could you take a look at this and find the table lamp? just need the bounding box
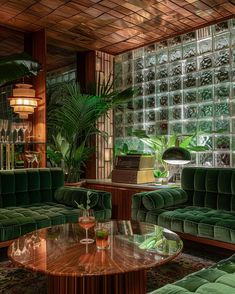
[162,147,191,183]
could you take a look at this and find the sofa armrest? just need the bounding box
[133,188,188,211]
[54,187,112,211]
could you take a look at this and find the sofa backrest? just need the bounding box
[0,168,64,207]
[181,167,235,211]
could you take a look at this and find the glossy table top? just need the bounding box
[8,221,183,277]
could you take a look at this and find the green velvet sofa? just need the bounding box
[0,168,112,246]
[149,253,235,294]
[132,167,235,248]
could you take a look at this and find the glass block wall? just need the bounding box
[114,18,235,168]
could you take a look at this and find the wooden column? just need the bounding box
[24,29,47,167]
[77,51,96,179]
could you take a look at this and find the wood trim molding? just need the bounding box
[178,232,235,251]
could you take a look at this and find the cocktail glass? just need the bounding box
[95,222,110,250]
[78,209,95,244]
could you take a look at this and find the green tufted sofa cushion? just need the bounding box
[141,188,188,210]
[149,254,235,294]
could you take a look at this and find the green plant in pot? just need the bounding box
[47,81,133,183]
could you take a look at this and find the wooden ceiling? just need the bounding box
[0,0,235,69]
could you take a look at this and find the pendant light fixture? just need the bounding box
[8,83,41,119]
[162,147,191,165]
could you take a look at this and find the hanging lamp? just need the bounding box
[162,147,191,165]
[8,83,41,119]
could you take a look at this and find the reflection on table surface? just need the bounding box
[8,221,183,277]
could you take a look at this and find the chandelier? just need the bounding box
[8,84,41,119]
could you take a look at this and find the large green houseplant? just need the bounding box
[47,81,133,183]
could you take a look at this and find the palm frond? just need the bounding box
[0,52,41,86]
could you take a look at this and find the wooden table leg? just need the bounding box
[48,270,146,294]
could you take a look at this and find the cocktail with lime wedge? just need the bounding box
[95,224,110,249]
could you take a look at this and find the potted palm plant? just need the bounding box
[47,81,133,183]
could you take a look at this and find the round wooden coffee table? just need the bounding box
[8,221,183,294]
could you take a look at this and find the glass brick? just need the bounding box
[145,82,155,95]
[199,70,213,86]
[123,61,132,73]
[144,44,155,54]
[198,86,213,102]
[199,153,213,166]
[215,136,230,150]
[169,62,182,76]
[214,21,229,34]
[183,42,197,59]
[169,122,182,134]
[198,121,213,133]
[158,94,168,107]
[214,50,230,67]
[183,31,196,43]
[184,90,197,104]
[199,104,213,118]
[160,109,168,120]
[214,102,230,117]
[198,38,212,54]
[145,54,156,67]
[134,58,144,71]
[198,135,213,149]
[145,110,155,122]
[134,85,144,97]
[156,50,168,64]
[145,96,156,108]
[133,48,143,59]
[184,121,197,134]
[169,107,182,120]
[156,40,168,50]
[169,77,182,91]
[215,119,230,133]
[214,33,230,50]
[215,67,230,83]
[184,105,198,119]
[146,124,156,135]
[157,79,168,93]
[156,66,168,79]
[124,74,133,87]
[168,36,182,47]
[156,122,168,135]
[134,71,144,84]
[184,58,197,73]
[144,68,155,82]
[215,153,230,167]
[169,46,182,62]
[214,83,230,100]
[170,91,182,106]
[199,55,213,70]
[183,73,197,88]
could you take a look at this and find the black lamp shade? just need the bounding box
[162,147,191,165]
